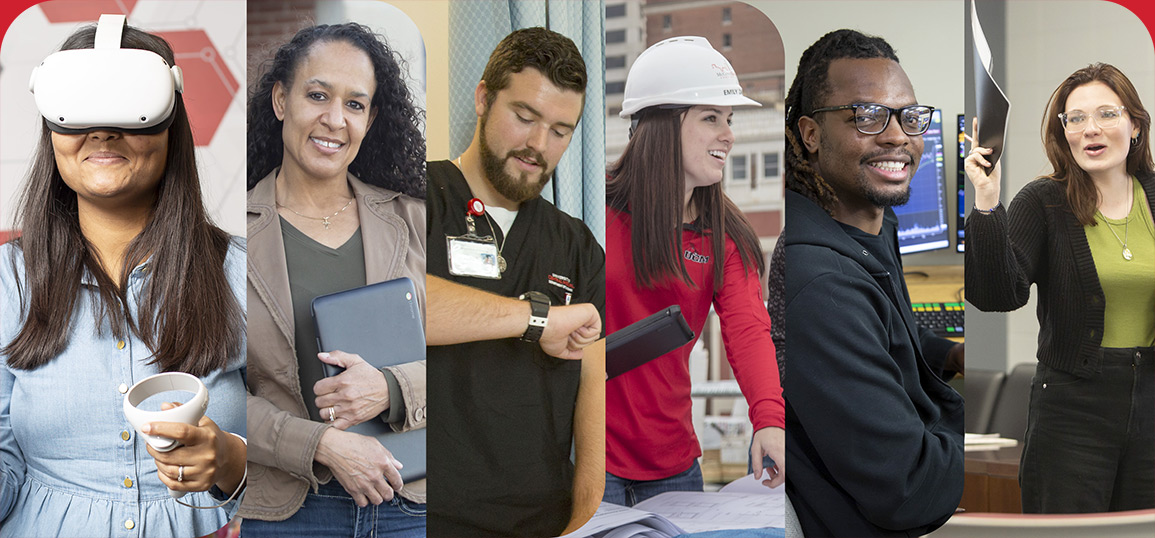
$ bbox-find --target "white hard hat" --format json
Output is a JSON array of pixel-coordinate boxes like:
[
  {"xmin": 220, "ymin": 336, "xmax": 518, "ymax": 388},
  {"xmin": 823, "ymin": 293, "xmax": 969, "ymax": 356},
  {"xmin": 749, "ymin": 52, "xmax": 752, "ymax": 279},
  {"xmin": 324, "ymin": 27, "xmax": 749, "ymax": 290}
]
[{"xmin": 620, "ymin": 36, "xmax": 760, "ymax": 118}]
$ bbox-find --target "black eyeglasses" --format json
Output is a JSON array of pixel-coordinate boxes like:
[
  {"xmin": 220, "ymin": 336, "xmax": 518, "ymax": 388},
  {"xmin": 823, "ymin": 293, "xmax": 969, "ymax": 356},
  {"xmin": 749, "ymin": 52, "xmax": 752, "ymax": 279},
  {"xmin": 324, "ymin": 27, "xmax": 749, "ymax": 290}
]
[{"xmin": 808, "ymin": 103, "xmax": 936, "ymax": 135}]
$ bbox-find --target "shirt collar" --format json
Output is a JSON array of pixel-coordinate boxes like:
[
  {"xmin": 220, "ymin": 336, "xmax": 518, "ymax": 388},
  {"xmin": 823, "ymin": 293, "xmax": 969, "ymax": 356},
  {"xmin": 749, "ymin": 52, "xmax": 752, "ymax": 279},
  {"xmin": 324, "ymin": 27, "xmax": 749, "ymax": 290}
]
[{"xmin": 79, "ymin": 258, "xmax": 152, "ymax": 287}]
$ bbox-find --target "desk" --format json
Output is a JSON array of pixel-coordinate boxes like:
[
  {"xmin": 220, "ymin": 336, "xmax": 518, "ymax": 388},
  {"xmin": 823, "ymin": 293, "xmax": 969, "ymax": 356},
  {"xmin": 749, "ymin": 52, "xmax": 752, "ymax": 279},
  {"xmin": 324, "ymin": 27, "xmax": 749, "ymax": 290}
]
[
  {"xmin": 962, "ymin": 445, "xmax": 1023, "ymax": 513},
  {"xmin": 904, "ymin": 264, "xmax": 965, "ymax": 303},
  {"xmin": 904, "ymin": 264, "xmax": 965, "ymax": 343}
]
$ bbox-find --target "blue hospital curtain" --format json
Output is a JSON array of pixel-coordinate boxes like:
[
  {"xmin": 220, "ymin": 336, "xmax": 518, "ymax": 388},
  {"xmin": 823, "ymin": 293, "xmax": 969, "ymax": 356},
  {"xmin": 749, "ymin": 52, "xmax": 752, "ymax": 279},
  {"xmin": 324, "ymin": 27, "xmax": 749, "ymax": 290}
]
[{"xmin": 448, "ymin": 0, "xmax": 606, "ymax": 245}]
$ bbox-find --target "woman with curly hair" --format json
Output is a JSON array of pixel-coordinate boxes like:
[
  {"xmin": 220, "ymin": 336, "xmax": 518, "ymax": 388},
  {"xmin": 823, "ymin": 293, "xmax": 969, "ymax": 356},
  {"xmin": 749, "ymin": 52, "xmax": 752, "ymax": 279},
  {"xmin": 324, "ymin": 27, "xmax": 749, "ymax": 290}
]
[{"xmin": 239, "ymin": 23, "xmax": 427, "ymax": 537}]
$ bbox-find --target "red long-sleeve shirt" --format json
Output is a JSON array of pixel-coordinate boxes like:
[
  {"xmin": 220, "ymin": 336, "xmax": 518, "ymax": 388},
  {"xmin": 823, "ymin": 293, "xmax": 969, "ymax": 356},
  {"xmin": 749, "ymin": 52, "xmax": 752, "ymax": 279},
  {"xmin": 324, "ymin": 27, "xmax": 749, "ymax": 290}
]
[{"xmin": 606, "ymin": 207, "xmax": 784, "ymax": 480}]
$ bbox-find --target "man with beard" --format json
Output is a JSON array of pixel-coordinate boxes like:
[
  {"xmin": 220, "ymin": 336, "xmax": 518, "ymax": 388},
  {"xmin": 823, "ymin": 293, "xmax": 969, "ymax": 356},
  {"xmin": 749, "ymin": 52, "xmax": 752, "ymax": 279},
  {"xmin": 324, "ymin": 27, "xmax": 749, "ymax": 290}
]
[
  {"xmin": 424, "ymin": 28, "xmax": 605, "ymax": 538},
  {"xmin": 775, "ymin": 30, "xmax": 965, "ymax": 537}
]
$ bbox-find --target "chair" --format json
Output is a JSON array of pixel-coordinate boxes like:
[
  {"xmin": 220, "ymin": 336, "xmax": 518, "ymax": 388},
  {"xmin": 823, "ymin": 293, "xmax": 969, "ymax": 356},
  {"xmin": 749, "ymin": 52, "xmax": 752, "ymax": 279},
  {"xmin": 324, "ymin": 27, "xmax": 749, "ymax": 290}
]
[
  {"xmin": 925, "ymin": 509, "xmax": 1155, "ymax": 537},
  {"xmin": 964, "ymin": 369, "xmax": 1006, "ymax": 433},
  {"xmin": 785, "ymin": 493, "xmax": 802, "ymax": 538},
  {"xmin": 986, "ymin": 363, "xmax": 1034, "ymax": 442}
]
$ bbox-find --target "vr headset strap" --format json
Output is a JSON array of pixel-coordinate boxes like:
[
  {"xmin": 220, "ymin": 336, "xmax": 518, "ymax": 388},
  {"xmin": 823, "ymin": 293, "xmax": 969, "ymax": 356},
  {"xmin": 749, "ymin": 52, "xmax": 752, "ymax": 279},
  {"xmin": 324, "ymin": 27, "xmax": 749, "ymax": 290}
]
[{"xmin": 95, "ymin": 14, "xmax": 126, "ymax": 49}]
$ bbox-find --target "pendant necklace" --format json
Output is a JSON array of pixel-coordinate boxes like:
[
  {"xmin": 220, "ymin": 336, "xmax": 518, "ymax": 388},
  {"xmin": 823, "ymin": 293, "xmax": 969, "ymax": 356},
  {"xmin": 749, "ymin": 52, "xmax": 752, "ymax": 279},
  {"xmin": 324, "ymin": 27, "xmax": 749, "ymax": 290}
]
[
  {"xmin": 1099, "ymin": 185, "xmax": 1134, "ymax": 261},
  {"xmin": 278, "ymin": 197, "xmax": 354, "ymax": 230},
  {"xmin": 483, "ymin": 211, "xmax": 508, "ymax": 273}
]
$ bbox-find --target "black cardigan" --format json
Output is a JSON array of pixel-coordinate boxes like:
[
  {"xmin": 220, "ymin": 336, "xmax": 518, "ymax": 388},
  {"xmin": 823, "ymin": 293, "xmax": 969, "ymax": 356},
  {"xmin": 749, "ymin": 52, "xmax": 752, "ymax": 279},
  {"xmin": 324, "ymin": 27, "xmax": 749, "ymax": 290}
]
[{"xmin": 965, "ymin": 172, "xmax": 1155, "ymax": 377}]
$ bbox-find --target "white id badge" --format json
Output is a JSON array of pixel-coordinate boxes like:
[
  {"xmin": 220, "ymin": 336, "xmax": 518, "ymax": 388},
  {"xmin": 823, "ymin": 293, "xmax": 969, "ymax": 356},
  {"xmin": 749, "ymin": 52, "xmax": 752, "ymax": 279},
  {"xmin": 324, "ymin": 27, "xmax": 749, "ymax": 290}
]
[{"xmin": 447, "ymin": 235, "xmax": 501, "ymax": 279}]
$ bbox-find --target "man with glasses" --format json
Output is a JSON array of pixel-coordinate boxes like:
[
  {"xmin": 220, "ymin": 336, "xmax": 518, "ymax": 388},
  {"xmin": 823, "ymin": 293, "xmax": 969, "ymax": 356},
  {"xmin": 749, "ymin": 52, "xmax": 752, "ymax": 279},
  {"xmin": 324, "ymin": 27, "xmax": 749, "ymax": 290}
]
[{"xmin": 773, "ymin": 29, "xmax": 965, "ymax": 537}]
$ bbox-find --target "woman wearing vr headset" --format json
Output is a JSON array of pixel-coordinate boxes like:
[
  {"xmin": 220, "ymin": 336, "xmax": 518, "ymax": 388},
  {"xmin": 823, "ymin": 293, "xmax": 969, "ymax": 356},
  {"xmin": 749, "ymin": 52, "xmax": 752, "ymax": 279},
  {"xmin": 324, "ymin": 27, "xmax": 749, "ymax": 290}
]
[
  {"xmin": 604, "ymin": 37, "xmax": 785, "ymax": 506},
  {"xmin": 239, "ymin": 23, "xmax": 426, "ymax": 537},
  {"xmin": 0, "ymin": 16, "xmax": 247, "ymax": 538}
]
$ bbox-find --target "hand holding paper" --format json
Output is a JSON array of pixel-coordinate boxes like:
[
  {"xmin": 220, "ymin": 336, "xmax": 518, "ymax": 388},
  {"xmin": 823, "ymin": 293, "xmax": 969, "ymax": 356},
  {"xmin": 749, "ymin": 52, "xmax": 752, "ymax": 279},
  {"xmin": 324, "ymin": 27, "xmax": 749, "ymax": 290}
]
[{"xmin": 964, "ymin": 118, "xmax": 1002, "ymax": 211}]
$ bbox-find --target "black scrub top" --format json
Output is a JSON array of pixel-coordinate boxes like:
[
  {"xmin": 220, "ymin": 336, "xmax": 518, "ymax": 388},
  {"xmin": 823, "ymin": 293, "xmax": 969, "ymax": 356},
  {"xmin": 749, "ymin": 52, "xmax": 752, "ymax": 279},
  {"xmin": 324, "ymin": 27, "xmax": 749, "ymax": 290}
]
[{"xmin": 425, "ymin": 160, "xmax": 605, "ymax": 538}]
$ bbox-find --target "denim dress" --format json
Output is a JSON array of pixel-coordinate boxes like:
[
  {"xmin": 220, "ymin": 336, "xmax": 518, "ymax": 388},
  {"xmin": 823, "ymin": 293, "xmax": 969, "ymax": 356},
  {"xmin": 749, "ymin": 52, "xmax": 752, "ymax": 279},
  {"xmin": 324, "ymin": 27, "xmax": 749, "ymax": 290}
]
[{"xmin": 0, "ymin": 239, "xmax": 247, "ymax": 537}]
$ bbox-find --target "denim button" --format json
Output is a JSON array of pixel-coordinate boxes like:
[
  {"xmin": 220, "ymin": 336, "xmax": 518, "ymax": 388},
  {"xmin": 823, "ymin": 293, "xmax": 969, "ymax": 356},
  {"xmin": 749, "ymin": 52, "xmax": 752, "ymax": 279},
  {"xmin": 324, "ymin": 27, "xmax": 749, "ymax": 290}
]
[{"xmin": 124, "ymin": 519, "xmax": 134, "ymax": 530}]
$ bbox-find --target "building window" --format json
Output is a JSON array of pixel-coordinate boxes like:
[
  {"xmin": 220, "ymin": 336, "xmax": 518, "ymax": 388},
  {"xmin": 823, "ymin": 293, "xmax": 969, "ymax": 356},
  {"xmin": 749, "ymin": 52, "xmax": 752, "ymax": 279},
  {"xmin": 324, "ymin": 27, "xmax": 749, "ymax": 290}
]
[
  {"xmin": 606, "ymin": 81, "xmax": 626, "ymax": 95},
  {"xmin": 722, "ymin": 33, "xmax": 732, "ymax": 50},
  {"xmin": 606, "ymin": 55, "xmax": 627, "ymax": 70},
  {"xmin": 731, "ymin": 154, "xmax": 747, "ymax": 181},
  {"xmin": 606, "ymin": 29, "xmax": 626, "ymax": 44},
  {"xmin": 662, "ymin": 15, "xmax": 672, "ymax": 32},
  {"xmin": 763, "ymin": 152, "xmax": 780, "ymax": 178},
  {"xmin": 722, "ymin": 7, "xmax": 732, "ymax": 25},
  {"xmin": 606, "ymin": 3, "xmax": 626, "ymax": 18}
]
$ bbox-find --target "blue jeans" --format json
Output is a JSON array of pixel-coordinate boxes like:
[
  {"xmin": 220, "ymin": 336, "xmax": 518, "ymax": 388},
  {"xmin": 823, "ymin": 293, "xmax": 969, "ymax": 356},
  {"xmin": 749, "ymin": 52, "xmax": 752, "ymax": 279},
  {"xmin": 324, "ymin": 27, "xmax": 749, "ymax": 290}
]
[
  {"xmin": 240, "ymin": 480, "xmax": 426, "ymax": 538},
  {"xmin": 603, "ymin": 460, "xmax": 703, "ymax": 507}
]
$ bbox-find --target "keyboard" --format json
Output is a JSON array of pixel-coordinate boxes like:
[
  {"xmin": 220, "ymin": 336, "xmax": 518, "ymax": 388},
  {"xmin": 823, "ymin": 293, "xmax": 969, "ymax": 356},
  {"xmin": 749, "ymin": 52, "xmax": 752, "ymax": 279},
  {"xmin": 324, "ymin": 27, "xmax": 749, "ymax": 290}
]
[{"xmin": 912, "ymin": 302, "xmax": 965, "ymax": 337}]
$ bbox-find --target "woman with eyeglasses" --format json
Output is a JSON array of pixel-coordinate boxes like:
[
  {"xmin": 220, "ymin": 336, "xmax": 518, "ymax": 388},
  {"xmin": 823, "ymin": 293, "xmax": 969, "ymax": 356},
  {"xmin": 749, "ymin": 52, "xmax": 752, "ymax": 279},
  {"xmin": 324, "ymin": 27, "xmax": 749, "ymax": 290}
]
[
  {"xmin": 604, "ymin": 36, "xmax": 784, "ymax": 507},
  {"xmin": 965, "ymin": 63, "xmax": 1154, "ymax": 513}
]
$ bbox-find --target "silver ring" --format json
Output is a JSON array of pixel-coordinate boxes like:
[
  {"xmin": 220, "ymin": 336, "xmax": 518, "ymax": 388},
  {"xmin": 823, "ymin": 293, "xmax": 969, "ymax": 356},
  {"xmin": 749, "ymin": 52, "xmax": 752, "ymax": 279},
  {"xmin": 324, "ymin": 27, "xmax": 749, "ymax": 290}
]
[
  {"xmin": 328, "ymin": 407, "xmax": 336, "ymax": 422},
  {"xmin": 177, "ymin": 465, "xmax": 184, "ymax": 482}
]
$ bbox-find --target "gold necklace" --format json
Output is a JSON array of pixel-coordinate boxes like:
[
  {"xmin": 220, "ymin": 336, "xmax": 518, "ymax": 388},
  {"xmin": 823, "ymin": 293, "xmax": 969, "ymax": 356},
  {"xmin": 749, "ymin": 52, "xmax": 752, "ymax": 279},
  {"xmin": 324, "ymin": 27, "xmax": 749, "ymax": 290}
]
[
  {"xmin": 1098, "ymin": 184, "xmax": 1134, "ymax": 261},
  {"xmin": 482, "ymin": 211, "xmax": 508, "ymax": 273},
  {"xmin": 277, "ymin": 198, "xmax": 354, "ymax": 230}
]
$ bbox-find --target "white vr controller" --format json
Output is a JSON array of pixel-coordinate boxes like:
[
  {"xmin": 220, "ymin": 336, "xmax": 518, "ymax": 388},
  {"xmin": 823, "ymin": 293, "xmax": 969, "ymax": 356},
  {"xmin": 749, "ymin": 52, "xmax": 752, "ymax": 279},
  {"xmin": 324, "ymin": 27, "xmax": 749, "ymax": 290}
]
[{"xmin": 122, "ymin": 372, "xmax": 208, "ymax": 498}]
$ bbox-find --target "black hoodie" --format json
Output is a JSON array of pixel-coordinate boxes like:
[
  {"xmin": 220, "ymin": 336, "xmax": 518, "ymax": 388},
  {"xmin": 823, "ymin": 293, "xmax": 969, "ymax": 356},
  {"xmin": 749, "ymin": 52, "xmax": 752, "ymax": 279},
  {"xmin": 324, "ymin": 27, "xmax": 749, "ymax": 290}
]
[{"xmin": 780, "ymin": 190, "xmax": 964, "ymax": 537}]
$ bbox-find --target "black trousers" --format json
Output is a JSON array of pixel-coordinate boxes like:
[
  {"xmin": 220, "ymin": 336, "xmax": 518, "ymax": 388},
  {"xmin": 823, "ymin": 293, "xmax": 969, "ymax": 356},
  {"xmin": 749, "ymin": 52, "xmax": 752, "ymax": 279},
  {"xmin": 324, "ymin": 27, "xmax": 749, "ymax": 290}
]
[{"xmin": 1020, "ymin": 347, "xmax": 1155, "ymax": 513}]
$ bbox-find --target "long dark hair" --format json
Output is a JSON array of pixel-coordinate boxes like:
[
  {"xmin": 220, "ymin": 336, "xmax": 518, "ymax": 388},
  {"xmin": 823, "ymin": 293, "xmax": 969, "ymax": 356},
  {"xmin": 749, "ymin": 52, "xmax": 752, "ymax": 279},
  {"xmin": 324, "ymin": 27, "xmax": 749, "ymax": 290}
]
[
  {"xmin": 1041, "ymin": 63, "xmax": 1154, "ymax": 225},
  {"xmin": 247, "ymin": 23, "xmax": 426, "ymax": 198},
  {"xmin": 785, "ymin": 29, "xmax": 899, "ymax": 215},
  {"xmin": 4, "ymin": 25, "xmax": 243, "ymax": 377},
  {"xmin": 608, "ymin": 106, "xmax": 764, "ymax": 289}
]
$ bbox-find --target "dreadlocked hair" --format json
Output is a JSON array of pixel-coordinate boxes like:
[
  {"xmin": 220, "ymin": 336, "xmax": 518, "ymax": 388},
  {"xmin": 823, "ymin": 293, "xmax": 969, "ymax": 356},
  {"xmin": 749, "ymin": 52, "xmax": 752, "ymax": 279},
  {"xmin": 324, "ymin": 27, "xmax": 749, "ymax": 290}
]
[{"xmin": 785, "ymin": 29, "xmax": 898, "ymax": 215}]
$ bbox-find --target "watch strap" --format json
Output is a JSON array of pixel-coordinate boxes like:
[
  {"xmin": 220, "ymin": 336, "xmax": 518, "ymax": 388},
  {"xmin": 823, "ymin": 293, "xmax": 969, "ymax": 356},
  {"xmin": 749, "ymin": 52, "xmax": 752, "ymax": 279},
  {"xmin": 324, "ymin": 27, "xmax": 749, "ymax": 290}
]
[{"xmin": 518, "ymin": 292, "xmax": 549, "ymax": 342}]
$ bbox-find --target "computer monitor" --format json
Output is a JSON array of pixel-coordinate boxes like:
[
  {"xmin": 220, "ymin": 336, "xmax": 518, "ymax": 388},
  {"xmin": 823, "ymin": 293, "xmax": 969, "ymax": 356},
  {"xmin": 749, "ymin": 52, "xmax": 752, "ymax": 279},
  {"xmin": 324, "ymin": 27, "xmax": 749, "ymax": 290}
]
[
  {"xmin": 956, "ymin": 114, "xmax": 966, "ymax": 252},
  {"xmin": 894, "ymin": 109, "xmax": 950, "ymax": 254}
]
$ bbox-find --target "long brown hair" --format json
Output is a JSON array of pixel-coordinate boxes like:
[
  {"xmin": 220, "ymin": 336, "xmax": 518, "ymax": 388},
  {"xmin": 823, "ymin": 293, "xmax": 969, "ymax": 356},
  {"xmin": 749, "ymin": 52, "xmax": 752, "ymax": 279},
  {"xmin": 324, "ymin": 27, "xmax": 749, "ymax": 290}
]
[
  {"xmin": 608, "ymin": 106, "xmax": 764, "ymax": 289},
  {"xmin": 4, "ymin": 25, "xmax": 243, "ymax": 377},
  {"xmin": 1042, "ymin": 63, "xmax": 1154, "ymax": 225}
]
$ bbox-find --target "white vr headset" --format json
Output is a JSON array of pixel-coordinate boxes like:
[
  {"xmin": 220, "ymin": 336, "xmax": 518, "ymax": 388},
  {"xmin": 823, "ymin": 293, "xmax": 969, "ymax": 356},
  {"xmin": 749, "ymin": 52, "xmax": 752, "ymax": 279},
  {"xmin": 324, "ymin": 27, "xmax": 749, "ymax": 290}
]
[{"xmin": 29, "ymin": 14, "xmax": 184, "ymax": 135}]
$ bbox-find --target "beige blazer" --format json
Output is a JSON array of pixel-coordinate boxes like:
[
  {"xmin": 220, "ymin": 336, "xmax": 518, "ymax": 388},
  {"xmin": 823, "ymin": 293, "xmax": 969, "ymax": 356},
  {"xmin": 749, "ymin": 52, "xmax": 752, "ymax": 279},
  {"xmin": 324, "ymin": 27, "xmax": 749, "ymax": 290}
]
[{"xmin": 240, "ymin": 170, "xmax": 427, "ymax": 521}]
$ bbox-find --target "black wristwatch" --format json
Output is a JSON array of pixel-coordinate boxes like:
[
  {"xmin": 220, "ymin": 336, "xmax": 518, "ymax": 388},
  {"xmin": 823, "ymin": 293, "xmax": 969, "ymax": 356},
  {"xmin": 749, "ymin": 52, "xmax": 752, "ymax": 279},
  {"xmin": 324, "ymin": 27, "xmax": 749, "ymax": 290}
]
[{"xmin": 518, "ymin": 291, "xmax": 550, "ymax": 343}]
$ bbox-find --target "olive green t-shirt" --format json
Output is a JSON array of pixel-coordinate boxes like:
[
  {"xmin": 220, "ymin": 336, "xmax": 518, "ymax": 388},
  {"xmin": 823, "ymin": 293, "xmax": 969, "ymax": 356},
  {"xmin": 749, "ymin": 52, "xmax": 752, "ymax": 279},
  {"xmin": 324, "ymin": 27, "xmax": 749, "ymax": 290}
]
[{"xmin": 1085, "ymin": 177, "xmax": 1155, "ymax": 347}]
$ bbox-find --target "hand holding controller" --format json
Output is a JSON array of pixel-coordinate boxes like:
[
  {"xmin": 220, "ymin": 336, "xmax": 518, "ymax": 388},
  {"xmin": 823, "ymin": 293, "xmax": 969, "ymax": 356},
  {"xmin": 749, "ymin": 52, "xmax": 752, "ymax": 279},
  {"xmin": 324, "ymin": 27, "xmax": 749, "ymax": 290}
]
[{"xmin": 123, "ymin": 372, "xmax": 209, "ymax": 497}]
